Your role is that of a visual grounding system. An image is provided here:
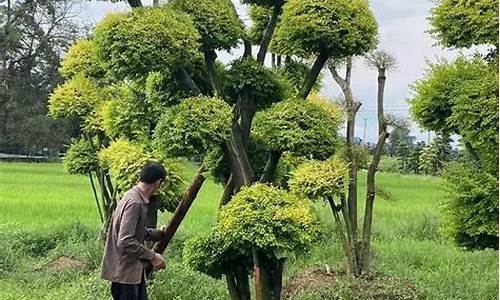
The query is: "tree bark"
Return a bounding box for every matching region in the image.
[327,197,354,275]
[361,68,390,274]
[153,165,207,254]
[256,1,283,64]
[220,174,236,207]
[259,150,281,183]
[204,49,223,97]
[88,172,103,223]
[127,0,142,8]
[298,51,330,99]
[328,59,361,274]
[176,68,202,96]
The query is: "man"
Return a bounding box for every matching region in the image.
[101,161,167,300]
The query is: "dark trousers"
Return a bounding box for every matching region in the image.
[111,275,147,300]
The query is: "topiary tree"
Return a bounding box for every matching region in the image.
[51,1,378,298]
[409,0,498,249]
[184,183,321,300]
[272,0,377,98]
[289,156,354,272]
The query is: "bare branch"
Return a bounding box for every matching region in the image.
[365,50,397,71]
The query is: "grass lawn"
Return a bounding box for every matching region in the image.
[0,162,497,299]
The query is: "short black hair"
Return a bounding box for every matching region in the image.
[139,161,166,184]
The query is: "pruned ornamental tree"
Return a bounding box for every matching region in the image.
[49,0,378,298]
[409,0,498,249]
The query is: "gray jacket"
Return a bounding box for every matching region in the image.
[101,186,163,284]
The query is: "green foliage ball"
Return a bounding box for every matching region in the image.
[272,0,377,58]
[48,75,101,120]
[169,0,245,51]
[63,139,99,175]
[153,96,232,158]
[225,57,290,109]
[218,183,321,253]
[443,162,499,249]
[93,8,201,80]
[252,99,341,159]
[429,0,499,48]
[59,39,104,80]
[99,139,184,212]
[289,156,349,201]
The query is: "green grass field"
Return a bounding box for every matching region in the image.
[0,162,497,299]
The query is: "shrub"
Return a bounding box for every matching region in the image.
[442,162,498,249]
[63,139,99,175]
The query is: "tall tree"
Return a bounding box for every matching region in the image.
[0,0,85,154]
[410,0,498,249]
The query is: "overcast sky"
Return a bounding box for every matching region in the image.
[74,0,475,144]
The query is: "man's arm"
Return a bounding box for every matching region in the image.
[117,201,156,261]
[145,227,165,242]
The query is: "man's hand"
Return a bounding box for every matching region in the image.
[160,225,168,235]
[151,253,166,271]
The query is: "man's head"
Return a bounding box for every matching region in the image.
[139,161,166,192]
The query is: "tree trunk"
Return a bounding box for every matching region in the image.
[256,0,283,64]
[220,174,236,207]
[88,172,103,223]
[204,50,223,97]
[176,68,202,96]
[298,51,330,99]
[327,197,354,275]
[127,0,142,8]
[153,165,207,254]
[259,150,281,183]
[361,68,390,274]
[328,59,361,275]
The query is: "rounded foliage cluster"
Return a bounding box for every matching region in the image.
[252,99,341,159]
[48,75,101,120]
[153,96,232,158]
[409,55,498,173]
[225,57,290,109]
[272,0,377,58]
[93,8,201,80]
[273,152,309,189]
[100,84,151,141]
[169,0,244,51]
[429,0,499,48]
[59,39,104,79]
[63,139,99,175]
[99,139,184,212]
[184,183,321,278]
[218,183,321,252]
[289,156,349,201]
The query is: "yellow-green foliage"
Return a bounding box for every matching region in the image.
[443,162,499,249]
[307,93,344,125]
[59,39,103,79]
[169,0,244,51]
[99,139,184,212]
[273,152,309,189]
[252,99,341,159]
[289,156,349,201]
[218,183,320,252]
[93,8,201,80]
[153,96,232,158]
[225,57,291,109]
[429,0,498,48]
[48,75,101,120]
[184,183,321,278]
[272,0,377,58]
[63,139,99,175]
[100,84,150,141]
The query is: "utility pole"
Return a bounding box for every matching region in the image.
[362,118,367,143]
[427,132,431,144]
